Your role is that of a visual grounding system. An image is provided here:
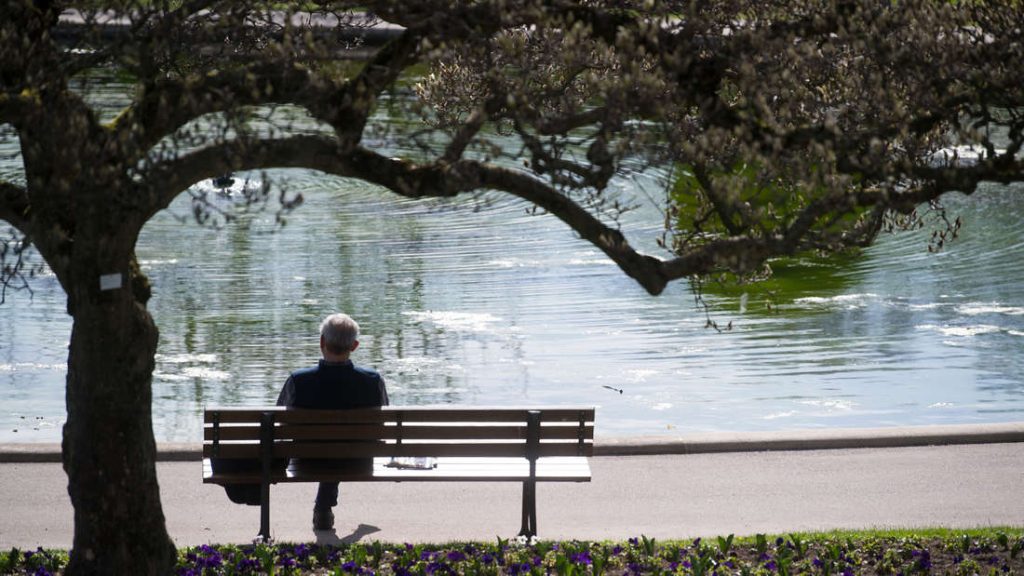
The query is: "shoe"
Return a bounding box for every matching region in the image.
[312,507,334,530]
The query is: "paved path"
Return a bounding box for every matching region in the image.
[1,435,1022,548]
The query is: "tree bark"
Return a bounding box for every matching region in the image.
[60,235,176,576]
[13,67,178,572]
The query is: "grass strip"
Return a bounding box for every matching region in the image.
[3,528,1023,575]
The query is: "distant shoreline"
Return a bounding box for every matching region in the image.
[54,9,405,59]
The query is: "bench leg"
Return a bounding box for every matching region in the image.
[258,482,271,542]
[258,412,274,542]
[519,480,537,538]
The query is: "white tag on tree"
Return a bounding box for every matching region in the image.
[99,273,123,291]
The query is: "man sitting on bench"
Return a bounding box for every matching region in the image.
[275,312,390,531]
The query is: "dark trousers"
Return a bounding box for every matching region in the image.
[219,480,336,508]
[316,482,339,509]
[298,458,371,509]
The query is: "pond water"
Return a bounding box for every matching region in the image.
[2,81,1023,443]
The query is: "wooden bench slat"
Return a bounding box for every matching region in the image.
[204,423,595,442]
[203,444,261,459]
[372,457,592,481]
[204,441,594,460]
[204,426,262,441]
[204,457,592,484]
[275,424,594,441]
[205,406,596,425]
[279,442,593,459]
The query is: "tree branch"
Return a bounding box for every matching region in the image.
[659,235,782,283]
[513,121,613,190]
[0,180,34,304]
[142,136,669,292]
[112,61,328,159]
[441,107,487,164]
[691,163,745,235]
[534,107,610,136]
[468,162,669,294]
[141,134,464,218]
[310,26,425,145]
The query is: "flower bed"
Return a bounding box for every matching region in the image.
[3,531,1023,575]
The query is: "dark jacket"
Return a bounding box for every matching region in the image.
[277,359,389,409]
[217,359,388,506]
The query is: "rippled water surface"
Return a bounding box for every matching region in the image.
[2,81,1023,442]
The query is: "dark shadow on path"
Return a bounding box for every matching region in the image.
[315,523,381,545]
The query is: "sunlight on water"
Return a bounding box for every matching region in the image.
[403,311,507,333]
[917,324,1004,338]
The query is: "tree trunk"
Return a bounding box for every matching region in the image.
[60,239,176,575]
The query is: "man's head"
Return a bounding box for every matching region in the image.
[319,313,360,359]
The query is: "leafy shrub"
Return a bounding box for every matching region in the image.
[2,531,1023,575]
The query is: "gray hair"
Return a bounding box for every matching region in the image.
[320,313,360,354]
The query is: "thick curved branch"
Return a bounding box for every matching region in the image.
[660,236,782,282]
[112,62,328,157]
[143,135,336,216]
[142,135,463,217]
[143,136,669,292]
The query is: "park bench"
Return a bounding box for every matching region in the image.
[203,406,595,540]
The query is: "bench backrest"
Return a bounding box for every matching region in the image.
[204,406,596,461]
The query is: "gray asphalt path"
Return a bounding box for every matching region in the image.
[2,442,1022,549]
